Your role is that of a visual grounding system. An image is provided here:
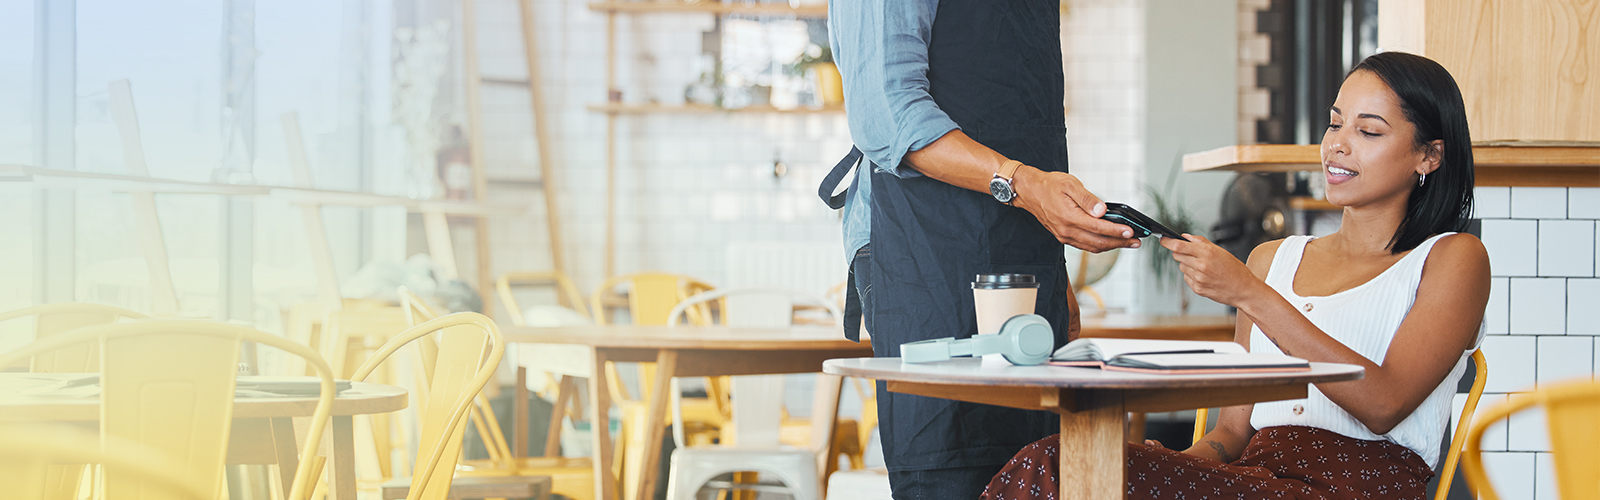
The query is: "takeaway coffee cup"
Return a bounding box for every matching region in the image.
[972,273,1039,335]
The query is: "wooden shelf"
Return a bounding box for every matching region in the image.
[2,165,528,216]
[1183,143,1600,187]
[588,1,827,17]
[1290,196,1340,212]
[588,103,843,115]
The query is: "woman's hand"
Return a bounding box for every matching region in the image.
[1161,234,1272,308]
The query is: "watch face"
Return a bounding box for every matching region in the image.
[990,178,1015,203]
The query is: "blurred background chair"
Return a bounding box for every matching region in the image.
[399,288,588,499]
[662,288,841,500]
[0,319,337,500]
[1463,378,1600,500]
[0,425,214,500]
[356,312,533,500]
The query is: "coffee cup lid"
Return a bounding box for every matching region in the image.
[972,273,1038,289]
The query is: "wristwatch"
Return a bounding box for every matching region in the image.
[989,160,1024,205]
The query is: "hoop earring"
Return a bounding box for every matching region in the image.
[1419,173,1427,187]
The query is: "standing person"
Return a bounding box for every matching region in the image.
[817,1,1139,497]
[983,51,1489,500]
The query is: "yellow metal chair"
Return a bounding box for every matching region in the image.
[1191,349,1487,500]
[348,311,525,500]
[0,319,338,500]
[399,289,590,499]
[0,425,213,500]
[496,271,592,446]
[1463,378,1600,500]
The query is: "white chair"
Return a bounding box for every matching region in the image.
[663,288,840,500]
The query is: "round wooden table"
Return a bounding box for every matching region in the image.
[502,324,872,500]
[0,374,407,500]
[823,357,1363,500]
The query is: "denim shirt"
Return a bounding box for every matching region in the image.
[829,0,961,261]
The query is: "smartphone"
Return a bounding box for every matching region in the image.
[1101,202,1190,241]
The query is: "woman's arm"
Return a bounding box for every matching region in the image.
[1165,234,1490,435]
[1178,241,1277,462]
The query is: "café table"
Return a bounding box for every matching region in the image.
[0,373,408,500]
[501,324,873,500]
[823,357,1363,500]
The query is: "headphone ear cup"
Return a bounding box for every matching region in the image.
[997,314,1055,365]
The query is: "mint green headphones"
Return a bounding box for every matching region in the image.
[900,314,1055,366]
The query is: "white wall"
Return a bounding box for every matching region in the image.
[1135,0,1237,315]
[1468,186,1600,500]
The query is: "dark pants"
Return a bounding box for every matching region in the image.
[889,464,1007,500]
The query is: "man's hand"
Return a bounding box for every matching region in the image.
[1012,165,1140,252]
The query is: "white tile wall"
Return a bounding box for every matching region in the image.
[1509,278,1566,335]
[1477,187,1599,499]
[1453,393,1508,451]
[1480,452,1536,499]
[1511,187,1568,219]
[1537,219,1596,277]
[1534,452,1558,500]
[1481,335,1536,393]
[1481,219,1539,277]
[1535,336,1593,386]
[1475,186,1511,219]
[1485,277,1509,334]
[1569,187,1600,218]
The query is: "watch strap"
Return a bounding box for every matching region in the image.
[996,159,1023,182]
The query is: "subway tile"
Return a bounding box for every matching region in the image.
[1569,188,1600,218]
[1538,220,1596,277]
[1536,336,1593,386]
[1512,187,1567,219]
[1535,452,1558,500]
[1482,336,1537,393]
[1475,187,1511,219]
[1510,278,1567,335]
[1568,279,1600,335]
[1481,220,1539,276]
[1506,393,1549,452]
[1480,452,1535,499]
[1454,393,1508,452]
[1485,277,1509,334]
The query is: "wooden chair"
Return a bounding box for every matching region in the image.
[496,271,591,442]
[1191,349,1487,500]
[0,320,339,500]
[590,272,726,488]
[351,312,544,500]
[0,425,213,500]
[1463,378,1600,500]
[398,288,588,499]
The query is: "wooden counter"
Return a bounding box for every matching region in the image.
[1182,143,1600,187]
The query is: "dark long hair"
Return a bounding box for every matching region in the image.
[1347,52,1474,253]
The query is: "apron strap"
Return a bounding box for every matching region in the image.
[817,146,864,209]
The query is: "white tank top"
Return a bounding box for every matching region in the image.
[1248,232,1481,469]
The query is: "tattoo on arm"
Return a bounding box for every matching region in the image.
[1204,440,1234,462]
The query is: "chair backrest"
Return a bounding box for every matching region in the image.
[0,320,337,500]
[591,272,715,326]
[1464,379,1600,500]
[349,312,505,500]
[496,271,590,325]
[1190,349,1489,500]
[398,289,516,465]
[0,303,146,372]
[0,425,213,500]
[666,288,840,449]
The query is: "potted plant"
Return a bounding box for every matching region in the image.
[1144,170,1199,312]
[793,44,841,107]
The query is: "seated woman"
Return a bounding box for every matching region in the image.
[983,51,1490,500]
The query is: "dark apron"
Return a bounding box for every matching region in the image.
[819,0,1071,472]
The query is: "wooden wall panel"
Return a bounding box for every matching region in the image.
[1380,0,1600,142]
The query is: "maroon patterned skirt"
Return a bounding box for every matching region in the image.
[982,425,1434,500]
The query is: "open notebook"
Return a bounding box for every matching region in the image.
[1049,338,1310,374]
